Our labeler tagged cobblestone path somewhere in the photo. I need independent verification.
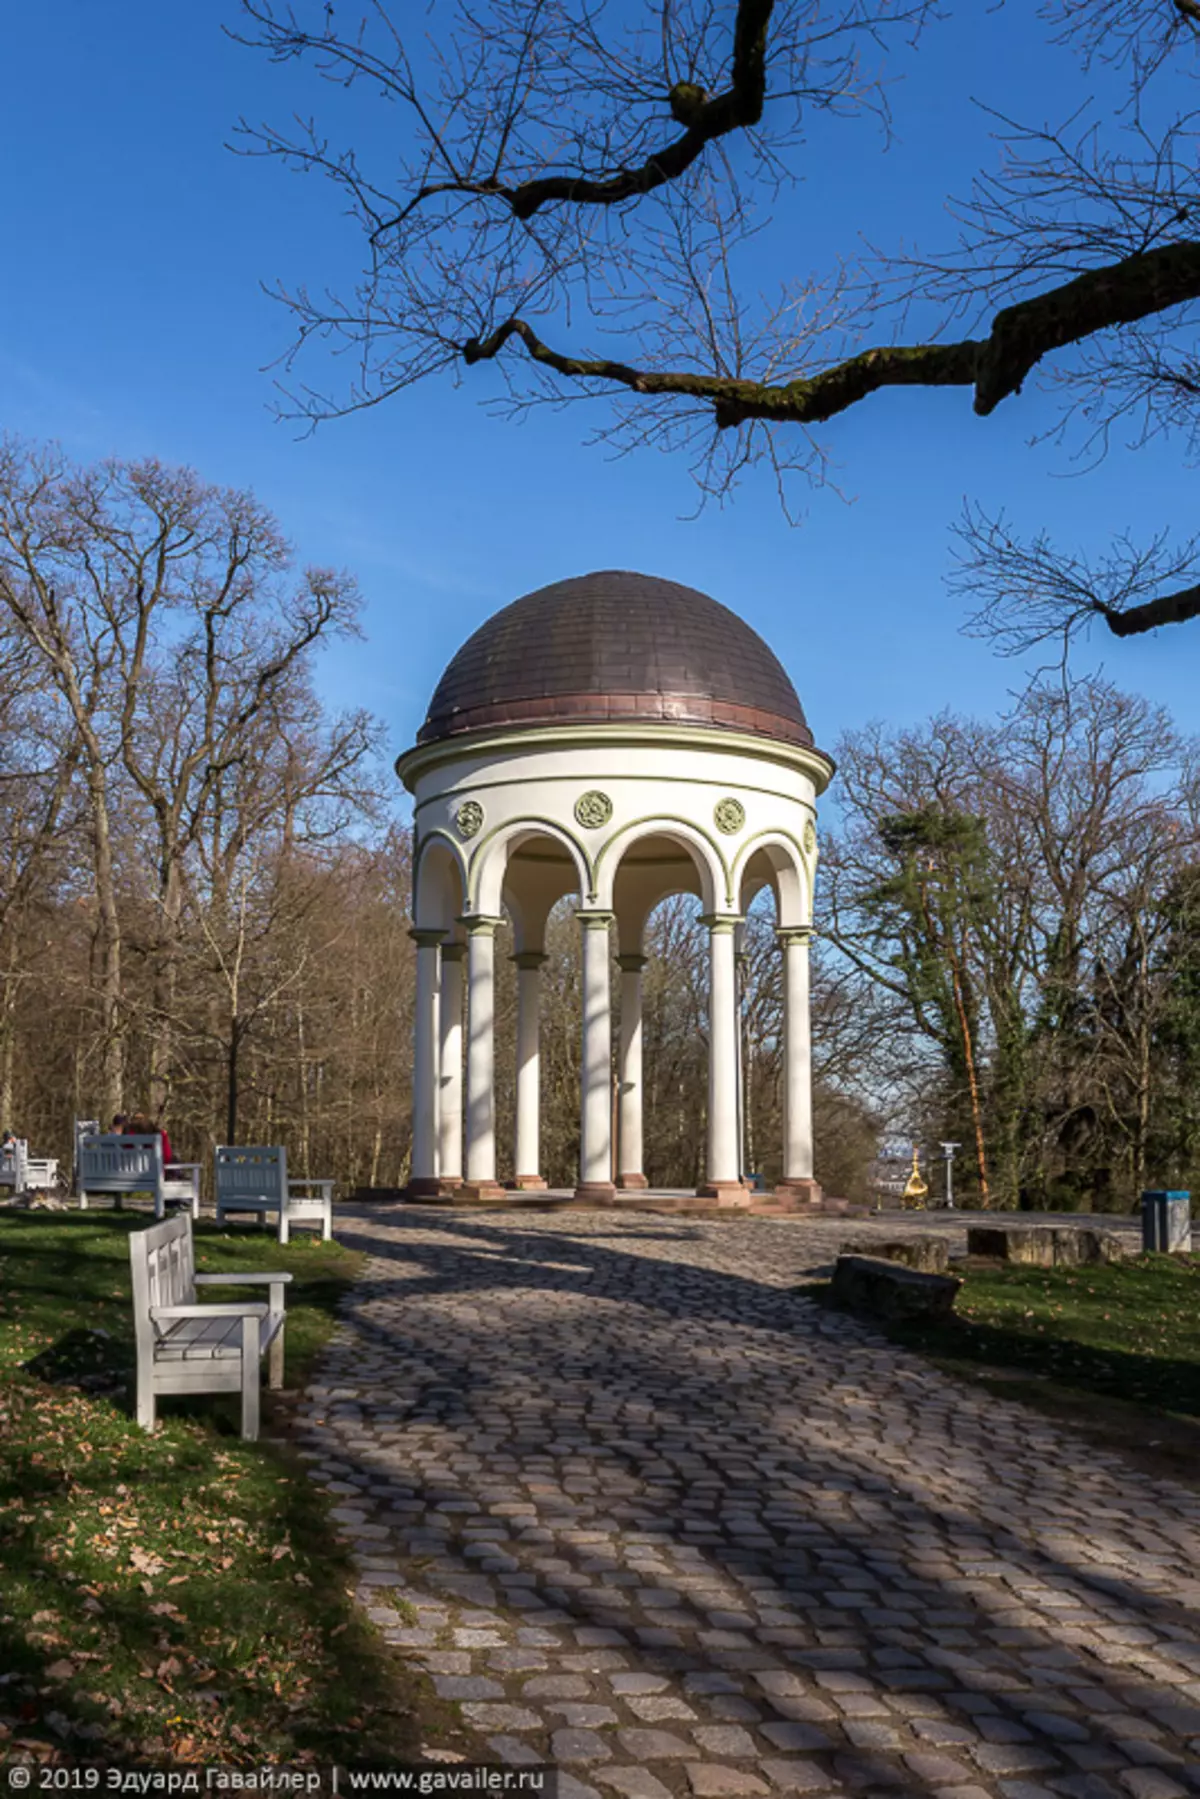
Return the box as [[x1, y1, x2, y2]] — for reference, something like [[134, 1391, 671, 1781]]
[[297, 1208, 1200, 1798]]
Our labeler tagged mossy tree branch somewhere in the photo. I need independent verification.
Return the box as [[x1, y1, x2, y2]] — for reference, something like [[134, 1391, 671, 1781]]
[[464, 238, 1200, 426]]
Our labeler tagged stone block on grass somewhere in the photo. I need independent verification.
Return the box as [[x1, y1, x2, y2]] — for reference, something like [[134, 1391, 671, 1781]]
[[967, 1226, 1056, 1265], [831, 1255, 961, 1324], [840, 1236, 950, 1274], [967, 1225, 1124, 1267]]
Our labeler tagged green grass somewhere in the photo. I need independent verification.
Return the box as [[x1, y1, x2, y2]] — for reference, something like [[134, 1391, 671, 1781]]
[[0, 1211, 462, 1768], [885, 1252, 1200, 1417]]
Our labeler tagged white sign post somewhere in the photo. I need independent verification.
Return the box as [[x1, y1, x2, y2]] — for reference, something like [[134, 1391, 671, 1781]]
[[940, 1142, 961, 1210]]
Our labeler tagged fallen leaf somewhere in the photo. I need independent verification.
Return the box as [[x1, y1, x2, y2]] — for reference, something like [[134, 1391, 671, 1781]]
[[130, 1547, 165, 1576]]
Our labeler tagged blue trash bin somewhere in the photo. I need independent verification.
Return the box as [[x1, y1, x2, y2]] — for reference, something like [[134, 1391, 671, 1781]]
[[1141, 1190, 1191, 1253]]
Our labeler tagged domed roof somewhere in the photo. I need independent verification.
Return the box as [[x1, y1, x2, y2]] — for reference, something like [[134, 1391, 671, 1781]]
[[418, 570, 813, 748]]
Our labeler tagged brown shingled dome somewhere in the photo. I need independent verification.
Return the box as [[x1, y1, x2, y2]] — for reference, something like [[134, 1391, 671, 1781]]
[[418, 571, 812, 748]]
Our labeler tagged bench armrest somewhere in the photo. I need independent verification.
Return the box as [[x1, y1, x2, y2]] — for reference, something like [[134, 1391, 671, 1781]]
[[165, 1163, 201, 1176], [287, 1178, 333, 1192], [150, 1302, 268, 1320], [195, 1272, 293, 1286]]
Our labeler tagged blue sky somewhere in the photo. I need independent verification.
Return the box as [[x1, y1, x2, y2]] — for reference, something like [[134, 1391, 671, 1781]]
[[2, 0, 1196, 802]]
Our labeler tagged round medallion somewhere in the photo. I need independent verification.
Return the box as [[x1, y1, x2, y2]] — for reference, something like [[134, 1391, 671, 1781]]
[[714, 797, 745, 836], [803, 819, 817, 855], [574, 790, 613, 830], [455, 799, 484, 840]]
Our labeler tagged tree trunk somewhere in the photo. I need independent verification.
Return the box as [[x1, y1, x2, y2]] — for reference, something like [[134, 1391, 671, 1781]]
[[0, 963, 17, 1132], [149, 858, 183, 1120], [226, 1016, 242, 1145], [89, 772, 124, 1121], [949, 957, 991, 1207]]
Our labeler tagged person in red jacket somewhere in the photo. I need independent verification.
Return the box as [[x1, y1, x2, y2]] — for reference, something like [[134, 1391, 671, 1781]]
[[127, 1111, 174, 1167]]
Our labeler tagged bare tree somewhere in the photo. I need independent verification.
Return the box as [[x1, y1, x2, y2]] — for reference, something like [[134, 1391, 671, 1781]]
[[238, 1, 1200, 637], [0, 440, 372, 1124]]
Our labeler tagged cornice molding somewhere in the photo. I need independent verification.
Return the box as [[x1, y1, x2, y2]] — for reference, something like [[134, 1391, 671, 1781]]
[[397, 721, 835, 796]]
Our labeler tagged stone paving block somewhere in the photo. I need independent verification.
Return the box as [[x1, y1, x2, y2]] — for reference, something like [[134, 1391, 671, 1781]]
[[761, 1722, 837, 1752], [904, 1751, 980, 1784], [625, 1694, 698, 1721], [549, 1704, 620, 1728], [706, 1698, 763, 1721], [690, 1725, 759, 1757], [611, 1672, 671, 1694], [685, 1768, 769, 1795], [757, 1761, 835, 1792], [552, 1729, 614, 1764], [972, 1744, 1063, 1774], [616, 1728, 695, 1759], [431, 1675, 505, 1700], [485, 1735, 543, 1765], [595, 1771, 674, 1799], [459, 1703, 541, 1730]]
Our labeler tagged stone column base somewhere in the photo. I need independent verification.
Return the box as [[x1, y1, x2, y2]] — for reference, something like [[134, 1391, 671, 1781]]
[[437, 1177, 463, 1196], [512, 1175, 548, 1190], [573, 1181, 617, 1204], [774, 1177, 825, 1207], [457, 1179, 509, 1202], [616, 1172, 649, 1189], [406, 1176, 444, 1199], [696, 1181, 753, 1206]]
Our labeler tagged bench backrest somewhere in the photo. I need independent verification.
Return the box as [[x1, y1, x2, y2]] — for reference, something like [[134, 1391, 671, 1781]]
[[214, 1145, 287, 1204], [0, 1140, 28, 1188], [129, 1213, 196, 1356], [79, 1134, 164, 1194], [73, 1119, 100, 1191]]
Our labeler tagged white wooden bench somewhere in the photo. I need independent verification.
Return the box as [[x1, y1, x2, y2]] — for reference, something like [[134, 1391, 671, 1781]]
[[78, 1134, 200, 1221], [129, 1211, 291, 1440], [214, 1146, 333, 1244], [0, 1139, 60, 1191]]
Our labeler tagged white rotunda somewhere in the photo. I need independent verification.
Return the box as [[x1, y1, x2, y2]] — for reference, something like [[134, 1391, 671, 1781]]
[[396, 571, 834, 1207]]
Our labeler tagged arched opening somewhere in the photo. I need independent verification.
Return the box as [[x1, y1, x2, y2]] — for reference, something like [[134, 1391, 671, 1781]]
[[637, 892, 709, 1190], [412, 832, 466, 933], [599, 826, 722, 1193]]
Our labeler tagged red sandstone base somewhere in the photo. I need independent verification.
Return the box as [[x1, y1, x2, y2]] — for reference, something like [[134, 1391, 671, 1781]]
[[695, 1181, 753, 1207], [616, 1172, 650, 1189], [773, 1177, 825, 1208], [573, 1181, 617, 1204], [406, 1176, 444, 1199], [512, 1175, 548, 1190], [457, 1180, 508, 1202]]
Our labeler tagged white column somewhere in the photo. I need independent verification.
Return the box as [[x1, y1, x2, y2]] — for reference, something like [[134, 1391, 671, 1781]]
[[701, 914, 744, 1195], [462, 915, 504, 1197], [576, 911, 615, 1199], [735, 930, 750, 1185], [512, 950, 547, 1189], [778, 926, 817, 1196], [616, 952, 648, 1189], [408, 929, 443, 1195], [438, 942, 465, 1188]]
